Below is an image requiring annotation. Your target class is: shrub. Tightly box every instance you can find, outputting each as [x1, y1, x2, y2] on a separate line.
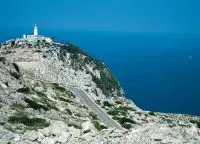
[10, 72, 20, 79]
[24, 98, 49, 111]
[8, 112, 49, 129]
[122, 123, 132, 130]
[107, 109, 126, 116]
[13, 63, 20, 72]
[11, 103, 25, 111]
[52, 83, 67, 93]
[89, 112, 98, 120]
[68, 123, 81, 129]
[93, 120, 107, 131]
[55, 86, 67, 93]
[92, 71, 120, 97]
[0, 57, 6, 61]
[118, 117, 136, 125]
[115, 101, 123, 105]
[103, 101, 113, 107]
[148, 111, 156, 116]
[190, 119, 200, 128]
[58, 97, 74, 103]
[95, 100, 101, 105]
[33, 89, 46, 97]
[17, 87, 32, 94]
[115, 106, 136, 111]
[107, 110, 118, 116]
[65, 108, 73, 115]
[112, 116, 121, 121]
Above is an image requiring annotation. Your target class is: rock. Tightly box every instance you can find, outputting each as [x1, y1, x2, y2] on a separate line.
[39, 121, 68, 136]
[23, 131, 44, 142]
[0, 82, 7, 89]
[39, 121, 70, 143]
[81, 121, 93, 133]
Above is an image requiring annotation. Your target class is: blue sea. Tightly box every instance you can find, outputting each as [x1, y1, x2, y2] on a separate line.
[1, 29, 200, 116]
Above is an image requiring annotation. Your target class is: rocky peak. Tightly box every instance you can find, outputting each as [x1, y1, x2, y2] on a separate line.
[0, 39, 124, 99]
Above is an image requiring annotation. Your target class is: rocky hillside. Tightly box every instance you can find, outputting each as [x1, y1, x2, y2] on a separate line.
[0, 39, 200, 144]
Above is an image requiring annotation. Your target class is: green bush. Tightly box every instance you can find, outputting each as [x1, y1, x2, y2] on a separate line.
[190, 119, 200, 128]
[10, 72, 20, 79]
[119, 117, 136, 125]
[89, 112, 98, 120]
[122, 123, 132, 130]
[107, 109, 126, 116]
[24, 98, 49, 111]
[17, 87, 32, 94]
[148, 111, 156, 116]
[92, 71, 120, 97]
[33, 90, 46, 97]
[58, 97, 74, 103]
[0, 57, 6, 61]
[11, 103, 25, 111]
[112, 116, 121, 121]
[93, 120, 107, 131]
[65, 108, 73, 115]
[54, 86, 67, 93]
[8, 112, 49, 129]
[115, 106, 136, 111]
[103, 101, 113, 107]
[115, 101, 123, 105]
[68, 123, 81, 129]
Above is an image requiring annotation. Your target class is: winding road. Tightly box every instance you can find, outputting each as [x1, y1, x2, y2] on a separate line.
[69, 87, 123, 130]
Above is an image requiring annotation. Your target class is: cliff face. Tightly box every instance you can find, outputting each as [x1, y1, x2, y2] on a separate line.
[1, 40, 123, 99]
[0, 39, 200, 144]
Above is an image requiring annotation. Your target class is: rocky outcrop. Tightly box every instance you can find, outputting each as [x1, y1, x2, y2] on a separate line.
[0, 39, 199, 144]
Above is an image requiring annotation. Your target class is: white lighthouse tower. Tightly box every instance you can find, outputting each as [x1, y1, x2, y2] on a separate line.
[34, 24, 38, 36]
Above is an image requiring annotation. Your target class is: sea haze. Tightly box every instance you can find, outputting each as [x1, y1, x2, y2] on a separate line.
[1, 29, 200, 116]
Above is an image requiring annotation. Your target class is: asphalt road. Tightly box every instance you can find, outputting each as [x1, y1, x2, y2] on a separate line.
[69, 87, 123, 130]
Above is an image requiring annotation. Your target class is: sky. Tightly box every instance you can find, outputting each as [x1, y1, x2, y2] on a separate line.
[0, 0, 200, 33]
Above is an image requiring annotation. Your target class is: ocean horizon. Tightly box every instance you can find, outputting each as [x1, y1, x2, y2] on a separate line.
[1, 29, 200, 116]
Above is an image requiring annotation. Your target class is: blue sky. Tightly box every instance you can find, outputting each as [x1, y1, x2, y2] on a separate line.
[0, 0, 200, 33]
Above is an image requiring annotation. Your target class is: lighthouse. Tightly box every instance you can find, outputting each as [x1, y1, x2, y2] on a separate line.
[22, 24, 52, 43]
[34, 24, 38, 36]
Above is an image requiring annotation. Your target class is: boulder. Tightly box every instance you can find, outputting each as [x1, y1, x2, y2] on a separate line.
[81, 121, 93, 133]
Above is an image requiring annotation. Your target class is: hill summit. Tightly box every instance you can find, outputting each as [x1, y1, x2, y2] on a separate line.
[0, 39, 199, 144]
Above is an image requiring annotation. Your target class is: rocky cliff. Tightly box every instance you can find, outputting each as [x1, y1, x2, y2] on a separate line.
[0, 39, 199, 144]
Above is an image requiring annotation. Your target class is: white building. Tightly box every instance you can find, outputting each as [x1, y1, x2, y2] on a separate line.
[23, 24, 52, 43]
[34, 24, 38, 36]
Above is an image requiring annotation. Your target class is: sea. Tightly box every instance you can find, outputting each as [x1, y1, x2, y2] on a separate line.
[1, 28, 200, 116]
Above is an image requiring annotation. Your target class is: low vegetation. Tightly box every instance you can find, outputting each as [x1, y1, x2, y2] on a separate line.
[115, 106, 136, 111]
[92, 71, 121, 97]
[8, 112, 49, 129]
[52, 83, 67, 93]
[58, 96, 75, 103]
[107, 109, 126, 116]
[148, 111, 156, 116]
[89, 112, 98, 120]
[92, 120, 107, 131]
[17, 87, 32, 94]
[68, 123, 81, 129]
[103, 101, 113, 107]
[112, 116, 136, 130]
[24, 98, 49, 111]
[121, 123, 132, 130]
[11, 103, 25, 111]
[190, 119, 200, 128]
[59, 42, 121, 97]
[65, 108, 73, 115]
[10, 71, 20, 79]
